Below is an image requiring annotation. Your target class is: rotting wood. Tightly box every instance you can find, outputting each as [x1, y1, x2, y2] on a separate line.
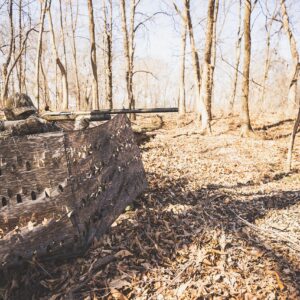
[0, 115, 147, 269]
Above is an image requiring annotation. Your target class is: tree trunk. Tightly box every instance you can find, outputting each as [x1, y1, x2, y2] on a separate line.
[240, 0, 253, 137]
[200, 0, 216, 132]
[1, 0, 14, 104]
[281, 0, 300, 171]
[103, 0, 113, 109]
[260, 14, 273, 107]
[120, 0, 136, 120]
[229, 0, 242, 113]
[209, 0, 219, 107]
[87, 0, 99, 110]
[178, 11, 187, 116]
[184, 0, 209, 131]
[280, 0, 299, 112]
[69, 0, 81, 110]
[48, 2, 69, 111]
[18, 0, 24, 93]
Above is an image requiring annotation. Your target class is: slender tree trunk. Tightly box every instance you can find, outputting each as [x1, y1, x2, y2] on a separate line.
[184, 0, 200, 93]
[120, 0, 136, 119]
[48, 3, 69, 110]
[103, 0, 113, 109]
[59, 0, 68, 89]
[200, 0, 216, 132]
[70, 0, 81, 110]
[281, 0, 300, 170]
[129, 0, 136, 120]
[87, 0, 99, 110]
[184, 0, 209, 130]
[209, 0, 219, 105]
[230, 0, 242, 113]
[260, 14, 274, 108]
[35, 1, 47, 111]
[40, 62, 50, 109]
[240, 0, 253, 137]
[280, 0, 299, 112]
[1, 0, 14, 104]
[18, 0, 24, 93]
[179, 19, 187, 116]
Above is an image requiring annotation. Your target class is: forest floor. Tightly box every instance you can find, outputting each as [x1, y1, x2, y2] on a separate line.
[2, 113, 300, 299]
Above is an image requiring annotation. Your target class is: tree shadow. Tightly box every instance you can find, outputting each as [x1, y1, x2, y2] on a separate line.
[3, 174, 300, 299]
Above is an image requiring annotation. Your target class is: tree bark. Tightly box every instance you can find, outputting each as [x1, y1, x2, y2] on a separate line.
[103, 0, 113, 109]
[120, 0, 136, 120]
[240, 0, 253, 137]
[179, 19, 187, 116]
[34, 1, 47, 111]
[87, 0, 99, 110]
[229, 0, 242, 113]
[200, 0, 216, 131]
[281, 0, 300, 171]
[70, 0, 81, 110]
[209, 0, 219, 108]
[184, 0, 209, 131]
[48, 2, 69, 110]
[1, 0, 14, 104]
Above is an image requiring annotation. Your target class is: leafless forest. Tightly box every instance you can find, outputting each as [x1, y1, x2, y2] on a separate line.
[1, 0, 300, 299]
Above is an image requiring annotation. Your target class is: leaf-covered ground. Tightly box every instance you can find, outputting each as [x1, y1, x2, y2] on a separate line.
[2, 114, 300, 299]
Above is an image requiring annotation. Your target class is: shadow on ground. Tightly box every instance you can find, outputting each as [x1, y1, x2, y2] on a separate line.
[2, 172, 300, 299]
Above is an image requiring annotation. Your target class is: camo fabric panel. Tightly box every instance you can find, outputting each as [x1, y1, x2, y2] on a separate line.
[0, 115, 147, 268]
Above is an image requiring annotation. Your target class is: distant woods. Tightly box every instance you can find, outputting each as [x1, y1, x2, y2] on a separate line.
[0, 0, 299, 138]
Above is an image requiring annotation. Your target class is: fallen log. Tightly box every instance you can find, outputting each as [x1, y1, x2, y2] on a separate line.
[0, 115, 147, 269]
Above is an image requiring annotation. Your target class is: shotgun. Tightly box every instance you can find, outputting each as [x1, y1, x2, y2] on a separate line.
[41, 107, 178, 122]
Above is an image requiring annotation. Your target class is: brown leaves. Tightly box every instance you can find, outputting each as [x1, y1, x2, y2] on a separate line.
[3, 115, 300, 299]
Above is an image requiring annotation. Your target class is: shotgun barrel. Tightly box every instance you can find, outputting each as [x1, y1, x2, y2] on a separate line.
[42, 107, 178, 122]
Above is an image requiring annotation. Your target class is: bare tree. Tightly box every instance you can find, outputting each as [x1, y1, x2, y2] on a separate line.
[69, 0, 81, 110]
[200, 0, 216, 131]
[48, 1, 69, 110]
[120, 0, 136, 119]
[103, 0, 113, 109]
[87, 0, 99, 110]
[174, 1, 187, 115]
[281, 0, 300, 170]
[260, 1, 277, 107]
[209, 0, 219, 101]
[240, 0, 253, 137]
[1, 0, 14, 104]
[183, 0, 209, 131]
[35, 0, 48, 111]
[229, 0, 242, 113]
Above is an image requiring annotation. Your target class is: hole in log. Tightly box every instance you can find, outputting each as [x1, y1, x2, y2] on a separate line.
[25, 161, 31, 171]
[31, 191, 37, 200]
[2, 197, 7, 207]
[10, 164, 16, 172]
[0, 169, 2, 176]
[74, 235, 78, 243]
[46, 245, 52, 253]
[58, 185, 64, 192]
[16, 194, 22, 203]
[17, 156, 23, 167]
[7, 189, 13, 198]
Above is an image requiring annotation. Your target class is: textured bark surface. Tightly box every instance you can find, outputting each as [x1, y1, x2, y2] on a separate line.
[179, 13, 187, 116]
[199, 0, 215, 132]
[240, 0, 253, 137]
[230, 0, 242, 112]
[0, 115, 147, 268]
[87, 0, 99, 110]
